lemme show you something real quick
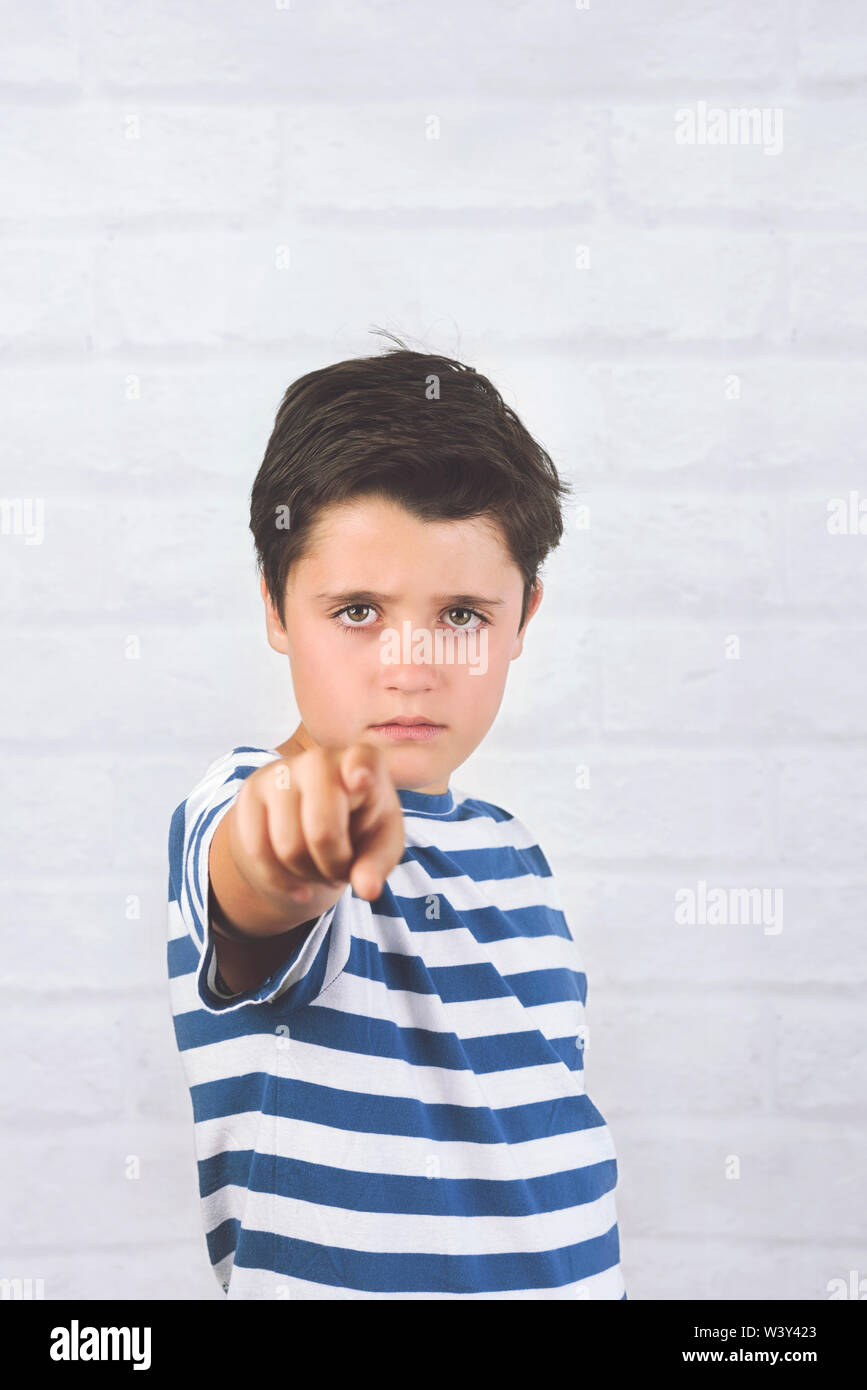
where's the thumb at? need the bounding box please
[349,857,383,902]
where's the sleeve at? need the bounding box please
[495,801,564,907]
[512,808,588,998]
[166,746,353,1015]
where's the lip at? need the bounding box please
[369,718,445,741]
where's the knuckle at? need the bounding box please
[236,777,257,814]
[268,759,294,793]
[307,819,341,851]
[261,863,297,897]
[269,832,304,867]
[351,742,378,768]
[232,795,261,848]
[234,818,260,868]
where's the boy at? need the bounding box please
[167,343,626,1299]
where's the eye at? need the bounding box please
[330,603,491,633]
[445,607,488,630]
[332,604,378,631]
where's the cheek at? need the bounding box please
[289,622,342,687]
[302,626,379,692]
[452,638,508,702]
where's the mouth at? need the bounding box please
[368,717,446,741]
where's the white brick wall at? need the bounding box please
[0,0,864,1302]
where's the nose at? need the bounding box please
[378,616,440,691]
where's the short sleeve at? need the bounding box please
[504,806,587,986]
[486,798,564,908]
[166,746,353,1015]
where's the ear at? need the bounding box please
[511,580,543,660]
[260,572,290,655]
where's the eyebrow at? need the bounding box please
[314,589,507,608]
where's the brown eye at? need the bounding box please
[333,604,377,630]
[445,607,486,629]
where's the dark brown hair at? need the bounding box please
[249,333,572,633]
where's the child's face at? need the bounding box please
[262,495,542,794]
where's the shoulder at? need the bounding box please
[167,746,281,888]
[451,790,557,884]
[451,787,542,846]
[196,745,279,790]
[171,746,280,822]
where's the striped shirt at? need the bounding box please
[167,745,626,1300]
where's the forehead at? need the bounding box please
[298,496,517,578]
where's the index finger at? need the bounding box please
[339,743,389,805]
[340,749,404,901]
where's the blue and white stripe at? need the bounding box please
[167,746,626,1299]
